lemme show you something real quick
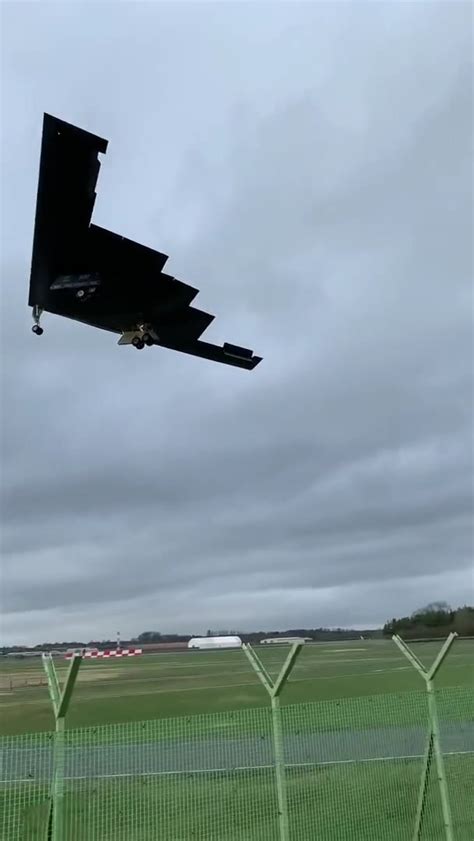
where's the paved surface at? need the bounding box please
[1,722,473,783]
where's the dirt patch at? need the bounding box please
[77,669,122,683]
[0,679,46,691]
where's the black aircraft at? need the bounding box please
[28,114,262,370]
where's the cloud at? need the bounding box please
[0,1,472,645]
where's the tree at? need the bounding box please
[137,631,162,643]
[383,604,473,638]
[412,601,451,616]
[453,606,474,636]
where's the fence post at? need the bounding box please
[243,642,303,841]
[392,633,457,841]
[42,652,82,841]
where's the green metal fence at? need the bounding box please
[1,685,472,841]
[0,636,472,840]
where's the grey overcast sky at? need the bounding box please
[1,1,472,646]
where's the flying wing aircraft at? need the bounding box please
[28,114,262,370]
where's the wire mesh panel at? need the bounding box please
[436,685,474,841]
[281,686,473,841]
[61,706,278,840]
[0,730,53,840]
[282,689,431,841]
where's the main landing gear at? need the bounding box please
[132,330,154,350]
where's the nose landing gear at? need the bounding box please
[32,305,44,335]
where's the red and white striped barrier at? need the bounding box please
[65,648,143,659]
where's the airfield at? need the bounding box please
[1,638,472,735]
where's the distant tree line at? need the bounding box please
[383,603,474,639]
[133,632,191,644]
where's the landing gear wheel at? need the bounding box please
[132,337,145,350]
[142,333,154,346]
[32,325,44,335]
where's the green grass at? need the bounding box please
[1,639,472,736]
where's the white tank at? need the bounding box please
[188,635,242,650]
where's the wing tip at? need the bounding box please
[43,112,109,154]
[223,343,262,369]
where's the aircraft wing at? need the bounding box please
[63,306,261,370]
[29,113,109,309]
[146,308,262,369]
[153,339,262,370]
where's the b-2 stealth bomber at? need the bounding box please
[28,114,262,370]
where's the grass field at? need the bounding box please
[1,638,472,735]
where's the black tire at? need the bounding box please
[142,333,154,346]
[32,325,43,335]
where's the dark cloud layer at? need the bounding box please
[1,2,472,644]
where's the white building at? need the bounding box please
[188,635,242,650]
